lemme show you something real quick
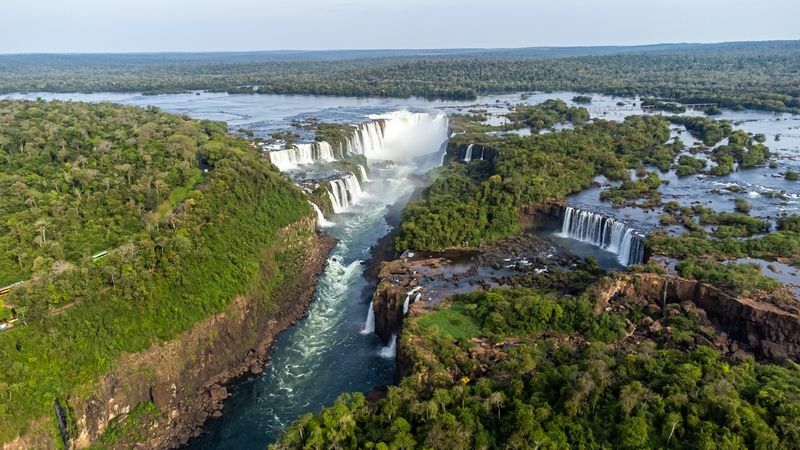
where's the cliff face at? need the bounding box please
[593,273,800,361]
[519,202,566,231]
[371,281,408,346]
[446,142,498,164]
[5,219,335,450]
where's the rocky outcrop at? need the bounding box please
[593,273,800,361]
[519,201,566,231]
[5,219,335,450]
[371,281,408,346]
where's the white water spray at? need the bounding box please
[345,111,449,161]
[378,334,397,358]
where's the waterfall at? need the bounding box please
[403,286,422,315]
[559,206,645,266]
[461,144,486,162]
[344,111,449,161]
[268,141,337,171]
[361,302,375,335]
[463,144,474,162]
[326,173,363,214]
[378,334,397,358]
[308,201,335,228]
[357,164,371,182]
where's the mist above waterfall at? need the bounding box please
[347,111,449,162]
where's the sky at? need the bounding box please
[0,0,797,54]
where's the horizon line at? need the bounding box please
[1,38,798,57]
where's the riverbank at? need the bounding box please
[4,220,336,450]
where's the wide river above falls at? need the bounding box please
[4,90,799,448]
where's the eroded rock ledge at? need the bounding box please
[592,272,800,361]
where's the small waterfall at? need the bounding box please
[361,302,375,335]
[461,144,486,162]
[357,164,371,182]
[559,206,645,266]
[326,173,363,214]
[403,286,422,315]
[378,334,397,358]
[463,144,474,162]
[268,141,337,171]
[308,202,335,228]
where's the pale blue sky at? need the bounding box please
[0,0,797,53]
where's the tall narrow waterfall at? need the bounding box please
[463,144,474,162]
[559,206,645,266]
[326,173,363,214]
[268,141,336,171]
[403,286,422,315]
[461,144,485,162]
[361,302,375,335]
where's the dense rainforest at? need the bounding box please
[1,40,799,112]
[272,285,800,449]
[0,100,312,443]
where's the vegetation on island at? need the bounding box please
[0,100,312,443]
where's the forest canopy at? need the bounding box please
[1,41,799,112]
[0,100,311,442]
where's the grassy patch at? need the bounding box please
[416,302,481,341]
[155,168,203,221]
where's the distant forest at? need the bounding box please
[1,40,799,112]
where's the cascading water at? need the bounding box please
[559,206,645,266]
[345,111,449,161]
[357,164,370,182]
[461,144,485,162]
[378,334,397,359]
[361,302,375,334]
[268,141,336,171]
[308,202,335,228]
[402,286,423,315]
[326,173,363,213]
[463,144,474,162]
